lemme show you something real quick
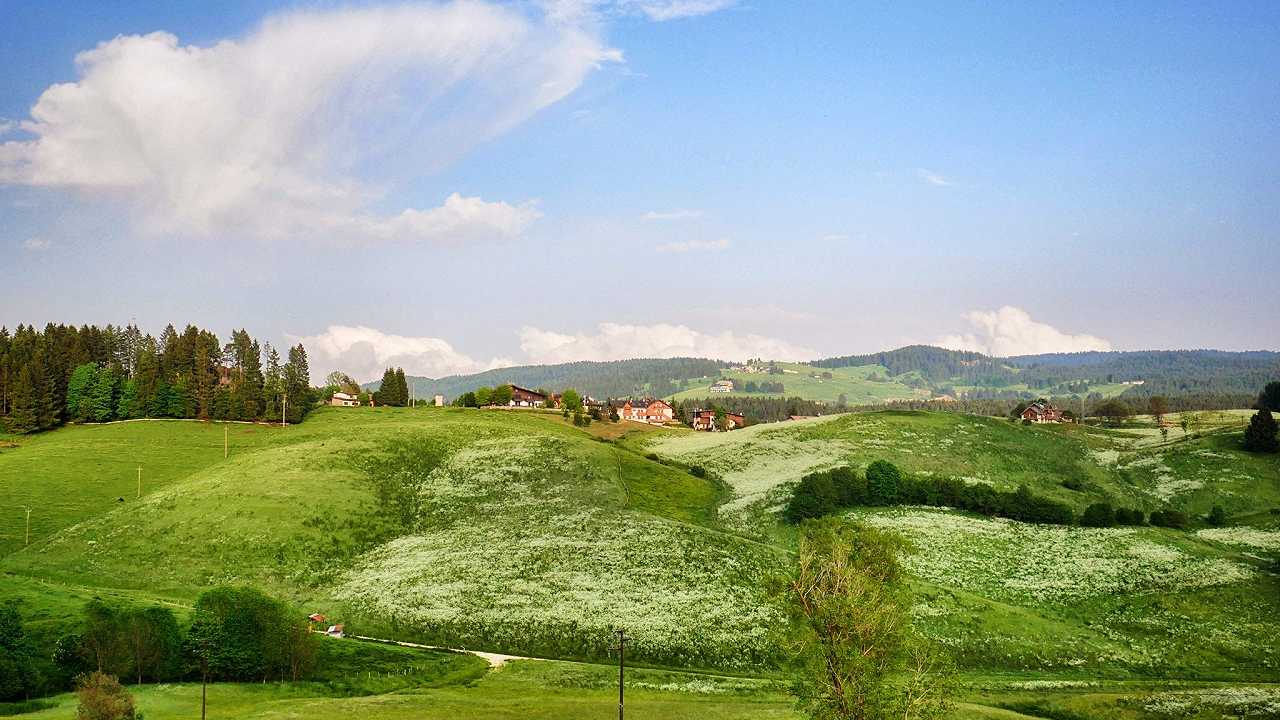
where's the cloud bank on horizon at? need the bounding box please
[0,2,617,243]
[935,306,1113,358]
[298,306,1105,382]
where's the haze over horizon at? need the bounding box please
[3,1,1277,383]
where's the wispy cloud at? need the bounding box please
[916,168,954,187]
[642,209,703,221]
[935,306,1112,357]
[820,233,849,242]
[22,238,51,251]
[520,321,815,364]
[0,3,618,244]
[655,237,729,253]
[631,0,737,21]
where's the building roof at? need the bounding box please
[509,384,546,398]
[332,392,357,401]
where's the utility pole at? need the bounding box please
[614,629,627,720]
[282,391,288,428]
[23,507,31,546]
[137,467,141,499]
[224,425,228,458]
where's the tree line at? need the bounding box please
[0,586,316,706]
[671,396,844,424]
[0,323,314,433]
[783,461,1222,532]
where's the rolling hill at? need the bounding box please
[366,347,1279,408]
[2,406,1277,718]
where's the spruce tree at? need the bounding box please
[6,367,38,433]
[262,345,282,421]
[1244,408,1279,453]
[88,366,119,423]
[395,368,409,406]
[66,362,99,422]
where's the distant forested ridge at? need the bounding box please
[0,323,313,433]
[366,357,724,401]
[813,346,1279,400]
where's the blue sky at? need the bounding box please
[2,1,1277,381]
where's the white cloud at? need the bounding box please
[545,0,735,22]
[820,233,849,242]
[519,322,816,363]
[935,306,1112,357]
[630,0,737,21]
[22,238,51,251]
[292,325,513,383]
[641,209,703,221]
[656,237,729,253]
[916,169,953,187]
[0,3,618,242]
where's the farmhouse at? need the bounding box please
[1021,400,1064,423]
[617,398,674,424]
[509,385,547,408]
[433,394,444,407]
[690,409,745,431]
[329,392,360,407]
[709,379,734,393]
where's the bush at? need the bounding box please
[1080,502,1117,527]
[1061,477,1085,492]
[75,672,137,720]
[1207,505,1228,527]
[784,473,840,523]
[688,465,707,478]
[865,460,902,506]
[1149,509,1189,529]
[1114,507,1146,525]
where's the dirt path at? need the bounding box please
[349,634,539,668]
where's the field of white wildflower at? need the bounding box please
[853,508,1255,603]
[333,436,787,669]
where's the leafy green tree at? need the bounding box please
[474,386,492,406]
[0,601,38,701]
[1094,399,1132,426]
[775,519,952,720]
[1243,408,1278,453]
[1148,396,1169,424]
[66,362,99,422]
[784,472,839,523]
[490,383,513,406]
[123,606,181,684]
[88,365,119,423]
[866,460,903,506]
[561,388,582,413]
[81,600,127,675]
[115,379,140,420]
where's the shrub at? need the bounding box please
[1114,508,1146,525]
[1207,505,1228,527]
[865,460,903,506]
[1061,477,1084,492]
[1149,509,1189,529]
[784,473,840,524]
[1080,502,1117,528]
[75,672,136,720]
[1243,408,1278,453]
[688,465,707,478]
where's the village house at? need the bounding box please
[329,392,360,407]
[1021,400,1064,423]
[615,398,674,424]
[509,385,547,408]
[709,379,734,393]
[433,394,445,407]
[690,409,745,431]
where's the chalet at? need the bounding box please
[1021,400,1063,424]
[690,409,744,431]
[325,624,345,638]
[433,394,445,407]
[709,379,734,393]
[329,392,360,407]
[617,398,674,424]
[509,385,547,408]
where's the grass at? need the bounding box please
[2,405,1276,717]
[668,362,929,404]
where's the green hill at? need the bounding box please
[2,407,1277,718]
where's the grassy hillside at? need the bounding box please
[647,410,1280,679]
[669,362,929,404]
[2,407,782,670]
[2,406,1277,718]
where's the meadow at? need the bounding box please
[2,405,1277,718]
[668,362,929,404]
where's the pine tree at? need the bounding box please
[6,367,38,433]
[395,368,409,406]
[262,345,282,421]
[1243,408,1279,453]
[283,344,311,423]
